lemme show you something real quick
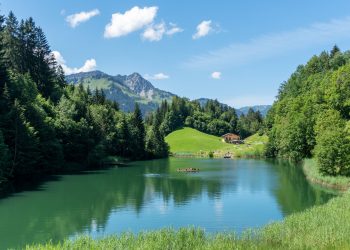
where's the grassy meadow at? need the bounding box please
[165,127,268,158]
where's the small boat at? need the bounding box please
[177,168,199,172]
[224,153,232,159]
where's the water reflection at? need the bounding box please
[0,158,335,249]
[269,159,333,215]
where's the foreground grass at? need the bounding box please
[303,159,350,191]
[165,127,267,158]
[27,192,350,250]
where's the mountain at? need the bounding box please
[196,98,230,109]
[65,71,175,114]
[195,98,271,117]
[66,71,271,116]
[237,105,271,117]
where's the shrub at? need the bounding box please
[314,109,350,176]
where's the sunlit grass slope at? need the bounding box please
[165,127,267,157]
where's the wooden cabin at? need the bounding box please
[221,133,243,144]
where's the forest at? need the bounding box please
[146,97,263,138]
[0,11,170,184]
[2,9,347,185]
[265,45,350,176]
[0,11,264,185]
[2,5,350,250]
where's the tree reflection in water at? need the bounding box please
[0,158,335,249]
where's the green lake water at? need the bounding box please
[0,158,335,249]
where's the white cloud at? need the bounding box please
[166,23,184,35]
[66,9,100,28]
[142,22,166,41]
[193,20,213,39]
[144,73,170,80]
[142,22,183,41]
[211,71,221,79]
[186,16,350,68]
[52,51,97,75]
[104,6,158,38]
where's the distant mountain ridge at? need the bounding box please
[66,71,271,116]
[237,105,271,117]
[195,98,271,116]
[65,70,175,114]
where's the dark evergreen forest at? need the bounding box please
[0,11,169,184]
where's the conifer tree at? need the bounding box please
[0,14,7,91]
[130,103,146,158]
[118,115,131,157]
[3,12,20,71]
[330,45,340,58]
[146,110,168,158]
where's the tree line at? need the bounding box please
[145,97,264,138]
[0,11,168,184]
[265,45,350,176]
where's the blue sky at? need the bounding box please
[2,0,350,107]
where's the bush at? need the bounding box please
[314,109,350,176]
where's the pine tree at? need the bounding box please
[118,115,131,157]
[33,26,56,97]
[330,45,340,58]
[93,88,106,104]
[0,14,8,92]
[3,12,20,71]
[56,65,66,88]
[86,85,92,96]
[100,89,106,104]
[130,103,146,158]
[112,100,119,111]
[146,110,169,158]
[6,99,40,176]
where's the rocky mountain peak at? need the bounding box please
[114,72,155,99]
[65,70,175,114]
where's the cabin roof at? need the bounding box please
[221,133,240,137]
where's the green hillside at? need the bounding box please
[165,127,268,157]
[65,71,174,114]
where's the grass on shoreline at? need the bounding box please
[24,151,350,249]
[303,159,350,192]
[165,127,268,158]
[26,191,350,249]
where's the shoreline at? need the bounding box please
[302,159,350,192]
[5,156,350,249]
[26,192,350,249]
[170,151,265,159]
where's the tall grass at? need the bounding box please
[303,159,350,191]
[26,192,350,249]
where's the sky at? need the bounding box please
[2,0,350,107]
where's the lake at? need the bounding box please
[0,158,335,249]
